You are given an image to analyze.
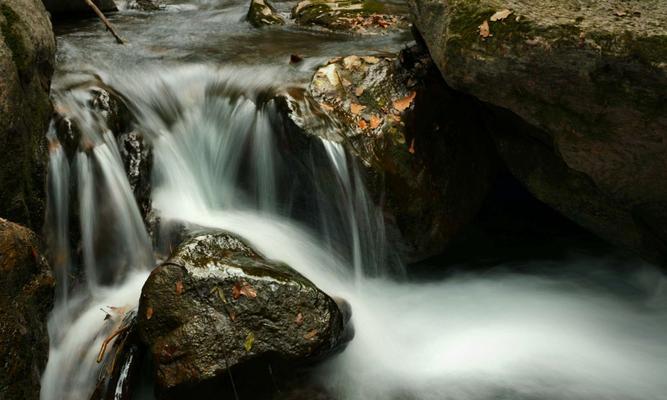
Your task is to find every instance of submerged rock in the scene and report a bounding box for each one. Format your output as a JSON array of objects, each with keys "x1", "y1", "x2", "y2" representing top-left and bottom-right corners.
[
  {"x1": 0, "y1": 0, "x2": 55, "y2": 229},
  {"x1": 138, "y1": 231, "x2": 351, "y2": 396},
  {"x1": 410, "y1": 0, "x2": 667, "y2": 262},
  {"x1": 0, "y1": 219, "x2": 55, "y2": 400},
  {"x1": 292, "y1": 0, "x2": 408, "y2": 33},
  {"x1": 281, "y1": 45, "x2": 496, "y2": 262},
  {"x1": 247, "y1": 0, "x2": 285, "y2": 27}
]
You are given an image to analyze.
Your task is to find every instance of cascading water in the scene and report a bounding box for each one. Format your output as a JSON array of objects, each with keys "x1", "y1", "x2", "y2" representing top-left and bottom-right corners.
[
  {"x1": 42, "y1": 2, "x2": 667, "y2": 398},
  {"x1": 42, "y1": 64, "x2": 667, "y2": 400}
]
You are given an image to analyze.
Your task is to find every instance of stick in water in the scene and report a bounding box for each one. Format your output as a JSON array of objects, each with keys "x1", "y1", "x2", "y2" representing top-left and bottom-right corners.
[{"x1": 82, "y1": 0, "x2": 125, "y2": 44}]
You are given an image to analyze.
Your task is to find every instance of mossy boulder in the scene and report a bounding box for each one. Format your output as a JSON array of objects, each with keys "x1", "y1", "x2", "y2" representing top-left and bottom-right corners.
[
  {"x1": 280, "y1": 45, "x2": 497, "y2": 262},
  {"x1": 247, "y1": 0, "x2": 285, "y2": 27},
  {"x1": 138, "y1": 231, "x2": 351, "y2": 396},
  {"x1": 292, "y1": 0, "x2": 408, "y2": 33},
  {"x1": 411, "y1": 0, "x2": 667, "y2": 262},
  {"x1": 0, "y1": 0, "x2": 55, "y2": 230},
  {"x1": 0, "y1": 218, "x2": 55, "y2": 400}
]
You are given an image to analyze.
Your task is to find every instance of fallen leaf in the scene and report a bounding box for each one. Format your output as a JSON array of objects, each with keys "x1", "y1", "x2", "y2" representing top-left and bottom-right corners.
[
  {"x1": 175, "y1": 281, "x2": 184, "y2": 295},
  {"x1": 233, "y1": 281, "x2": 257, "y2": 300},
  {"x1": 358, "y1": 119, "x2": 368, "y2": 130},
  {"x1": 479, "y1": 20, "x2": 492, "y2": 39},
  {"x1": 244, "y1": 332, "x2": 255, "y2": 352},
  {"x1": 320, "y1": 102, "x2": 334, "y2": 112},
  {"x1": 146, "y1": 307, "x2": 153, "y2": 320},
  {"x1": 362, "y1": 56, "x2": 380, "y2": 64},
  {"x1": 211, "y1": 286, "x2": 227, "y2": 303},
  {"x1": 295, "y1": 312, "x2": 304, "y2": 326},
  {"x1": 408, "y1": 138, "x2": 416, "y2": 154},
  {"x1": 393, "y1": 91, "x2": 416, "y2": 112},
  {"x1": 354, "y1": 87, "x2": 364, "y2": 97},
  {"x1": 370, "y1": 115, "x2": 382, "y2": 129},
  {"x1": 228, "y1": 311, "x2": 237, "y2": 322},
  {"x1": 304, "y1": 330, "x2": 318, "y2": 340},
  {"x1": 613, "y1": 10, "x2": 627, "y2": 17},
  {"x1": 490, "y1": 9, "x2": 512, "y2": 22},
  {"x1": 350, "y1": 103, "x2": 366, "y2": 115}
]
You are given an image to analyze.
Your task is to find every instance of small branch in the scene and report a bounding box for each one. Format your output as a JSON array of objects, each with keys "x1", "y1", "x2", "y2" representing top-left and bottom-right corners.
[
  {"x1": 96, "y1": 326, "x2": 130, "y2": 363},
  {"x1": 83, "y1": 0, "x2": 125, "y2": 44}
]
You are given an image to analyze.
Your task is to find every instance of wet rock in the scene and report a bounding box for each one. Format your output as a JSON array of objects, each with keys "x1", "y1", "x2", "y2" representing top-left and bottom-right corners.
[
  {"x1": 126, "y1": 0, "x2": 162, "y2": 12},
  {"x1": 0, "y1": 0, "x2": 55, "y2": 229},
  {"x1": 292, "y1": 0, "x2": 409, "y2": 33},
  {"x1": 0, "y1": 218, "x2": 55, "y2": 400},
  {"x1": 137, "y1": 231, "x2": 350, "y2": 396},
  {"x1": 247, "y1": 0, "x2": 285, "y2": 27},
  {"x1": 280, "y1": 45, "x2": 496, "y2": 262},
  {"x1": 41, "y1": 0, "x2": 118, "y2": 19},
  {"x1": 118, "y1": 130, "x2": 153, "y2": 220},
  {"x1": 410, "y1": 0, "x2": 667, "y2": 263}
]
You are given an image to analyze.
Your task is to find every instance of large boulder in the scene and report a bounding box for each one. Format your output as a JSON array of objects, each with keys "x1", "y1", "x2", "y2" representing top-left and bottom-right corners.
[
  {"x1": 410, "y1": 0, "x2": 667, "y2": 263},
  {"x1": 280, "y1": 45, "x2": 496, "y2": 262},
  {"x1": 0, "y1": 219, "x2": 55, "y2": 400},
  {"x1": 138, "y1": 231, "x2": 351, "y2": 397},
  {"x1": 0, "y1": 0, "x2": 55, "y2": 229}
]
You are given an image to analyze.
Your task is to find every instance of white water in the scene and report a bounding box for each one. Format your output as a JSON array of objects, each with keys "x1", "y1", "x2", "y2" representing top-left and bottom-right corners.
[{"x1": 43, "y1": 65, "x2": 667, "y2": 400}]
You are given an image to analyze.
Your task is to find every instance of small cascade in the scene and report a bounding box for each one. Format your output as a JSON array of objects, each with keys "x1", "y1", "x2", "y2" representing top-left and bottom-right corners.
[{"x1": 42, "y1": 63, "x2": 667, "y2": 400}]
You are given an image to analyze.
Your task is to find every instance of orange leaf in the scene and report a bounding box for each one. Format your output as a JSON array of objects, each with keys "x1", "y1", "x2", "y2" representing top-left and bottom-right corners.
[
  {"x1": 233, "y1": 281, "x2": 257, "y2": 300},
  {"x1": 354, "y1": 87, "x2": 364, "y2": 97},
  {"x1": 479, "y1": 20, "x2": 492, "y2": 39},
  {"x1": 350, "y1": 103, "x2": 366, "y2": 115},
  {"x1": 393, "y1": 91, "x2": 416, "y2": 112},
  {"x1": 146, "y1": 307, "x2": 153, "y2": 320},
  {"x1": 304, "y1": 329, "x2": 318, "y2": 340},
  {"x1": 358, "y1": 119, "x2": 368, "y2": 129},
  {"x1": 370, "y1": 115, "x2": 382, "y2": 129},
  {"x1": 408, "y1": 138, "x2": 416, "y2": 154},
  {"x1": 175, "y1": 281, "x2": 184, "y2": 295}
]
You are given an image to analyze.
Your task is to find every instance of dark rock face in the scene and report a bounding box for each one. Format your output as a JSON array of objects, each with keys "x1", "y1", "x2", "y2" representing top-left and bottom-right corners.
[
  {"x1": 0, "y1": 219, "x2": 55, "y2": 400},
  {"x1": 281, "y1": 45, "x2": 496, "y2": 262},
  {"x1": 138, "y1": 231, "x2": 350, "y2": 396},
  {"x1": 0, "y1": 0, "x2": 55, "y2": 229},
  {"x1": 411, "y1": 0, "x2": 667, "y2": 262},
  {"x1": 41, "y1": 0, "x2": 118, "y2": 18}
]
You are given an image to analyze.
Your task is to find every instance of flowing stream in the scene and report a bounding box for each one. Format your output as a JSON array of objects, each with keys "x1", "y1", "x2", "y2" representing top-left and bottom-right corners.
[{"x1": 41, "y1": 1, "x2": 667, "y2": 399}]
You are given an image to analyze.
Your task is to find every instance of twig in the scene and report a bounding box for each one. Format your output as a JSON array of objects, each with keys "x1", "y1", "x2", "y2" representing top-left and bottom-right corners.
[
  {"x1": 96, "y1": 325, "x2": 130, "y2": 363},
  {"x1": 83, "y1": 0, "x2": 125, "y2": 44}
]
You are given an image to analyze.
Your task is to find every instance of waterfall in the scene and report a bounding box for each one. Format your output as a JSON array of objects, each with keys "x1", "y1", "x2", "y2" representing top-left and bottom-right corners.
[{"x1": 42, "y1": 65, "x2": 667, "y2": 400}]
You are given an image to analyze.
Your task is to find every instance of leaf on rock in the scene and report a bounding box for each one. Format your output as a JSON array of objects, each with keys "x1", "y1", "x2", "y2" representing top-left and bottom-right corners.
[
  {"x1": 358, "y1": 119, "x2": 368, "y2": 130},
  {"x1": 350, "y1": 103, "x2": 366, "y2": 115},
  {"x1": 175, "y1": 281, "x2": 184, "y2": 295},
  {"x1": 354, "y1": 87, "x2": 364, "y2": 97},
  {"x1": 295, "y1": 312, "x2": 304, "y2": 326},
  {"x1": 303, "y1": 329, "x2": 318, "y2": 340},
  {"x1": 393, "y1": 91, "x2": 416, "y2": 112},
  {"x1": 211, "y1": 286, "x2": 228, "y2": 303},
  {"x1": 244, "y1": 332, "x2": 255, "y2": 352},
  {"x1": 370, "y1": 115, "x2": 382, "y2": 129},
  {"x1": 490, "y1": 9, "x2": 512, "y2": 22},
  {"x1": 233, "y1": 281, "x2": 257, "y2": 300},
  {"x1": 146, "y1": 306, "x2": 154, "y2": 320},
  {"x1": 479, "y1": 20, "x2": 491, "y2": 39}
]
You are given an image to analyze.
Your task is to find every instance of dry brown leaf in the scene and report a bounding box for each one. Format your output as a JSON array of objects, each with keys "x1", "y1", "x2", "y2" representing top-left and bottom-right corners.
[
  {"x1": 393, "y1": 91, "x2": 416, "y2": 112},
  {"x1": 304, "y1": 329, "x2": 318, "y2": 340},
  {"x1": 490, "y1": 9, "x2": 512, "y2": 22},
  {"x1": 233, "y1": 281, "x2": 257, "y2": 300},
  {"x1": 350, "y1": 103, "x2": 366, "y2": 115},
  {"x1": 146, "y1": 306, "x2": 153, "y2": 320},
  {"x1": 175, "y1": 281, "x2": 184, "y2": 295},
  {"x1": 370, "y1": 115, "x2": 382, "y2": 129},
  {"x1": 408, "y1": 138, "x2": 416, "y2": 154},
  {"x1": 295, "y1": 312, "x2": 304, "y2": 326},
  {"x1": 358, "y1": 119, "x2": 368, "y2": 130},
  {"x1": 479, "y1": 20, "x2": 491, "y2": 39},
  {"x1": 355, "y1": 87, "x2": 364, "y2": 97}
]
